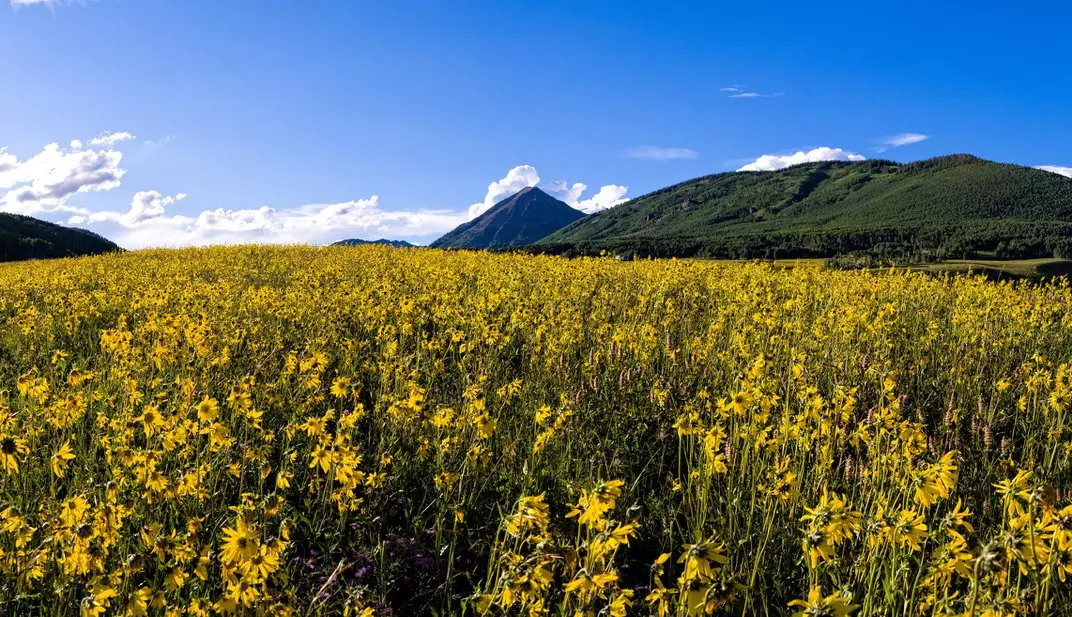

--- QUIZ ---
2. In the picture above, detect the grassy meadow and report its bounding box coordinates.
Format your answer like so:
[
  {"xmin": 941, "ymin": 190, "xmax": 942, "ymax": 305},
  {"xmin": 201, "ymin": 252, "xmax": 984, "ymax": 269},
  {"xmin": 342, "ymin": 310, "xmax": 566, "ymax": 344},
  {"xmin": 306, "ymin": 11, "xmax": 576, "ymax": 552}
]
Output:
[
  {"xmin": 912, "ymin": 258, "xmax": 1072, "ymax": 282},
  {"xmin": 1, "ymin": 245, "xmax": 1071, "ymax": 616}
]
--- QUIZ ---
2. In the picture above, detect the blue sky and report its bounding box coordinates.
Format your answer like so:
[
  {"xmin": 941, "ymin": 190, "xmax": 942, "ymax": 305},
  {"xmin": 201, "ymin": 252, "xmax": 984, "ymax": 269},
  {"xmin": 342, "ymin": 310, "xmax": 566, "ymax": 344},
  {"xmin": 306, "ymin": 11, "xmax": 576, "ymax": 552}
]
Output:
[{"xmin": 1, "ymin": 0, "xmax": 1070, "ymax": 247}]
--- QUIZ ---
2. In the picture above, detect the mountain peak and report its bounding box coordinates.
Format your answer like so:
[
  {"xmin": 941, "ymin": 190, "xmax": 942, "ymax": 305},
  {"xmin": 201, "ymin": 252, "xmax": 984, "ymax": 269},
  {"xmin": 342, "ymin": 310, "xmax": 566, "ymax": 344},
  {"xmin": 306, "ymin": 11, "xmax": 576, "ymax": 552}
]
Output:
[
  {"xmin": 431, "ymin": 186, "xmax": 585, "ymax": 249},
  {"xmin": 490, "ymin": 185, "xmax": 554, "ymax": 210}
]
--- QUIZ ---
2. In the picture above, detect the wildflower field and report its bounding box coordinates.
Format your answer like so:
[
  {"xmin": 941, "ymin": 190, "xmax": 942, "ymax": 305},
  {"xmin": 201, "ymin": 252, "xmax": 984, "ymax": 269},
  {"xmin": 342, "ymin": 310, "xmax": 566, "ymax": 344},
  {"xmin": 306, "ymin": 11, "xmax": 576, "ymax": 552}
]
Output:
[{"xmin": 2, "ymin": 245, "xmax": 1072, "ymax": 616}]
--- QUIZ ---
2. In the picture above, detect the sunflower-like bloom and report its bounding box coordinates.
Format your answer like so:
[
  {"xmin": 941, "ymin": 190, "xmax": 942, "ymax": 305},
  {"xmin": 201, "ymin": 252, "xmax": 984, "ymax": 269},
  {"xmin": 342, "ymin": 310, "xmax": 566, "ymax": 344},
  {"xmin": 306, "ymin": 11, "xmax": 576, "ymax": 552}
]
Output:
[
  {"xmin": 788, "ymin": 585, "xmax": 858, "ymax": 617},
  {"xmin": 505, "ymin": 493, "xmax": 550, "ymax": 537},
  {"xmin": 220, "ymin": 518, "xmax": 260, "ymax": 567},
  {"xmin": 0, "ymin": 434, "xmax": 29, "ymax": 475},
  {"xmin": 891, "ymin": 509, "xmax": 928, "ymax": 551},
  {"xmin": 51, "ymin": 440, "xmax": 76, "ymax": 478},
  {"xmin": 679, "ymin": 539, "xmax": 729, "ymax": 583}
]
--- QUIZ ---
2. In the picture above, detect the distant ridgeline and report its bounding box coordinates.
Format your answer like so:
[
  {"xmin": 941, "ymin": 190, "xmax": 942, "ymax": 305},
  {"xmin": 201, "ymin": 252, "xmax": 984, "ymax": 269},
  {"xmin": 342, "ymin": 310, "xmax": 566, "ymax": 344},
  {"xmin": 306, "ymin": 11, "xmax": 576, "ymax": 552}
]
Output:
[
  {"xmin": 537, "ymin": 155, "xmax": 1072, "ymax": 260},
  {"xmin": 332, "ymin": 238, "xmax": 416, "ymax": 248},
  {"xmin": 0, "ymin": 214, "xmax": 119, "ymax": 261}
]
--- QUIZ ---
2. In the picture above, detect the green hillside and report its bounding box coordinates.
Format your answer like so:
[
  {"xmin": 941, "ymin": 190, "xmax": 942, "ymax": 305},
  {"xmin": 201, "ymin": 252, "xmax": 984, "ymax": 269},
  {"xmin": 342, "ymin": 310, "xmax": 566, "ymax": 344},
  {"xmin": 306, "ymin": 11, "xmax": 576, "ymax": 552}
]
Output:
[
  {"xmin": 0, "ymin": 214, "xmax": 119, "ymax": 261},
  {"xmin": 539, "ymin": 155, "xmax": 1072, "ymax": 259}
]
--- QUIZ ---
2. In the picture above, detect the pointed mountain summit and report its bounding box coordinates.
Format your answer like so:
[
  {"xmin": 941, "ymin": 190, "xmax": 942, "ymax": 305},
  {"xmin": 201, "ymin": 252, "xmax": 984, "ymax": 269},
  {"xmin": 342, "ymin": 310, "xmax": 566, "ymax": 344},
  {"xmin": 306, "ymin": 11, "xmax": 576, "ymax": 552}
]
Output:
[{"xmin": 431, "ymin": 186, "xmax": 585, "ymax": 249}]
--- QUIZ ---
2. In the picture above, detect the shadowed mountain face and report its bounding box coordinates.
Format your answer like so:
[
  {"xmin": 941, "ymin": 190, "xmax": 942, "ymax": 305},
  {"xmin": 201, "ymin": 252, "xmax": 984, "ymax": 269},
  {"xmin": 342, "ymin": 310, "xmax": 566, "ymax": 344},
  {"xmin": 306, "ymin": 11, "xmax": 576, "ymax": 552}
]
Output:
[
  {"xmin": 0, "ymin": 214, "xmax": 119, "ymax": 261},
  {"xmin": 332, "ymin": 238, "xmax": 415, "ymax": 248},
  {"xmin": 431, "ymin": 186, "xmax": 585, "ymax": 249},
  {"xmin": 539, "ymin": 155, "xmax": 1072, "ymax": 259}
]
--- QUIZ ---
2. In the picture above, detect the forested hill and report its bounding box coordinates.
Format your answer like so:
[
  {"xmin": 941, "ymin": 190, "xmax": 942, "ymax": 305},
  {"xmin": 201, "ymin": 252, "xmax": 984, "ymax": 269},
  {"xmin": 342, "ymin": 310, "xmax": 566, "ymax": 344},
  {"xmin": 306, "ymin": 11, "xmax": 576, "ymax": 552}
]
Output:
[
  {"xmin": 538, "ymin": 155, "xmax": 1072, "ymax": 259},
  {"xmin": 0, "ymin": 214, "xmax": 119, "ymax": 261}
]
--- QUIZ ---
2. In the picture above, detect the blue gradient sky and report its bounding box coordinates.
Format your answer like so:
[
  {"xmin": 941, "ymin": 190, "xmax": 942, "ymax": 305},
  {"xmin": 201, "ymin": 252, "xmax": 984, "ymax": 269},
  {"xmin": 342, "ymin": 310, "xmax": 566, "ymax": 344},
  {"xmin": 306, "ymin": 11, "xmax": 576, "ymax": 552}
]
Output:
[{"xmin": 2, "ymin": 0, "xmax": 1070, "ymax": 247}]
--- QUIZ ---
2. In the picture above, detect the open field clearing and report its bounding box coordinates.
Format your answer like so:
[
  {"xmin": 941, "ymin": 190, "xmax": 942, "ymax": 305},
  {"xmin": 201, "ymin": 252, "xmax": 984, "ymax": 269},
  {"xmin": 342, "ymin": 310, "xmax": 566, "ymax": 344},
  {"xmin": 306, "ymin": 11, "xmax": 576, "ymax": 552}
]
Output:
[
  {"xmin": 913, "ymin": 259, "xmax": 1072, "ymax": 281},
  {"xmin": 1, "ymin": 245, "xmax": 1072, "ymax": 615}
]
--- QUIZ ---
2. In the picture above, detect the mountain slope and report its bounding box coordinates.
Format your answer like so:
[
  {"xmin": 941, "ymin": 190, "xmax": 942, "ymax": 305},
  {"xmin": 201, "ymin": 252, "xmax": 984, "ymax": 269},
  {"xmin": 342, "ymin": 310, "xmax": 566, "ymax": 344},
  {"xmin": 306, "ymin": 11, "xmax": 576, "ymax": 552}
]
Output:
[
  {"xmin": 0, "ymin": 214, "xmax": 119, "ymax": 261},
  {"xmin": 431, "ymin": 186, "xmax": 585, "ymax": 249},
  {"xmin": 332, "ymin": 238, "xmax": 415, "ymax": 248},
  {"xmin": 539, "ymin": 155, "xmax": 1072, "ymax": 259}
]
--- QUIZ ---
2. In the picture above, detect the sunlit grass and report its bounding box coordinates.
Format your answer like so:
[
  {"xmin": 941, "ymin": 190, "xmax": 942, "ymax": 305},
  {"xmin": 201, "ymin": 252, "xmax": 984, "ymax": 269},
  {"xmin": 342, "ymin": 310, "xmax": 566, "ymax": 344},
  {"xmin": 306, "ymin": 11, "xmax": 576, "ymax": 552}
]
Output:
[{"xmin": 0, "ymin": 245, "xmax": 1070, "ymax": 615}]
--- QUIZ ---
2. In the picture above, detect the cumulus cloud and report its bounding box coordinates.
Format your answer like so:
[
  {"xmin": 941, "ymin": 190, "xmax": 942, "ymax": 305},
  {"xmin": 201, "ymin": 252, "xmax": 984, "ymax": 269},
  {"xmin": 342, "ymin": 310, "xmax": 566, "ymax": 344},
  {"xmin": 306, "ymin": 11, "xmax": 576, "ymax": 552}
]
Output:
[
  {"xmin": 467, "ymin": 165, "xmax": 540, "ymax": 219},
  {"xmin": 1037, "ymin": 165, "xmax": 1072, "ymax": 178},
  {"xmin": 737, "ymin": 147, "xmax": 866, "ymax": 172},
  {"xmin": 73, "ymin": 193, "xmax": 468, "ymax": 249},
  {"xmin": 876, "ymin": 133, "xmax": 929, "ymax": 152},
  {"xmin": 545, "ymin": 180, "xmax": 585, "ymax": 206},
  {"xmin": 89, "ymin": 131, "xmax": 136, "ymax": 147},
  {"xmin": 545, "ymin": 179, "xmax": 629, "ymax": 214},
  {"xmin": 1, "ymin": 131, "xmax": 465, "ymax": 248},
  {"xmin": 12, "ymin": 132, "xmax": 628, "ymax": 247},
  {"xmin": 623, "ymin": 146, "xmax": 698, "ymax": 161},
  {"xmin": 465, "ymin": 166, "xmax": 630, "ymax": 219},
  {"xmin": 126, "ymin": 190, "xmax": 186, "ymax": 225},
  {"xmin": 0, "ymin": 151, "xmax": 16, "ymax": 175},
  {"xmin": 73, "ymin": 190, "xmax": 188, "ymax": 227},
  {"xmin": 0, "ymin": 140, "xmax": 127, "ymax": 216},
  {"xmin": 573, "ymin": 185, "xmax": 629, "ymax": 213}
]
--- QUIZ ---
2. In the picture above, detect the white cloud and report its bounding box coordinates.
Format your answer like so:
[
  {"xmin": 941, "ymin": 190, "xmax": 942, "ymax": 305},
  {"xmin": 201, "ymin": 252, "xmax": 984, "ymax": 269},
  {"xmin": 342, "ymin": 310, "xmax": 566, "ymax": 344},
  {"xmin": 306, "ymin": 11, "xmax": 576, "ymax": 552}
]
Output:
[
  {"xmin": 0, "ymin": 140, "xmax": 127, "ymax": 216},
  {"xmin": 545, "ymin": 179, "xmax": 629, "ymax": 214},
  {"xmin": 127, "ymin": 190, "xmax": 187, "ymax": 225},
  {"xmin": 0, "ymin": 150, "xmax": 16, "ymax": 174},
  {"xmin": 734, "ymin": 92, "xmax": 783, "ymax": 99},
  {"xmin": 12, "ymin": 132, "xmax": 627, "ymax": 247},
  {"xmin": 89, "ymin": 131, "xmax": 136, "ymax": 147},
  {"xmin": 10, "ymin": 0, "xmax": 87, "ymax": 7},
  {"xmin": 144, "ymin": 135, "xmax": 173, "ymax": 148},
  {"xmin": 623, "ymin": 146, "xmax": 698, "ymax": 161},
  {"xmin": 573, "ymin": 185, "xmax": 629, "ymax": 214},
  {"xmin": 74, "ymin": 190, "xmax": 189, "ymax": 227},
  {"xmin": 721, "ymin": 85, "xmax": 782, "ymax": 99},
  {"xmin": 1037, "ymin": 165, "xmax": 1072, "ymax": 178},
  {"xmin": 738, "ymin": 147, "xmax": 866, "ymax": 172},
  {"xmin": 546, "ymin": 180, "xmax": 586, "ymax": 205},
  {"xmin": 6, "ymin": 133, "xmax": 464, "ymax": 249},
  {"xmin": 876, "ymin": 133, "xmax": 929, "ymax": 152},
  {"xmin": 467, "ymin": 166, "xmax": 630, "ymax": 219},
  {"xmin": 73, "ymin": 193, "xmax": 468, "ymax": 249}
]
